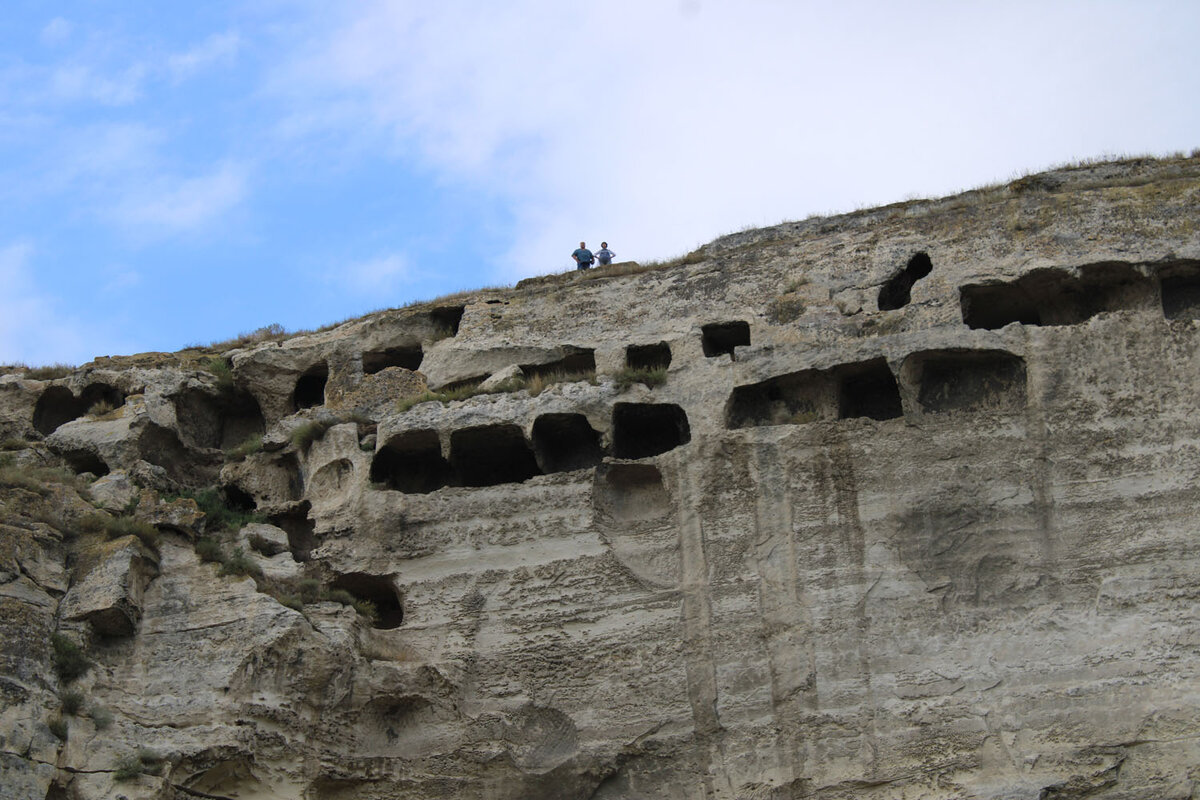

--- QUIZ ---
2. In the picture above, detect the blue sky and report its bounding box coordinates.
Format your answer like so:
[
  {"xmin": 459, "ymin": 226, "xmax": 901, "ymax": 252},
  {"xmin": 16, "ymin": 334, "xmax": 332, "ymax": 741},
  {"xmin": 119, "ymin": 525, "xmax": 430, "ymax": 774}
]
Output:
[{"xmin": 2, "ymin": 2, "xmax": 1198, "ymax": 366}]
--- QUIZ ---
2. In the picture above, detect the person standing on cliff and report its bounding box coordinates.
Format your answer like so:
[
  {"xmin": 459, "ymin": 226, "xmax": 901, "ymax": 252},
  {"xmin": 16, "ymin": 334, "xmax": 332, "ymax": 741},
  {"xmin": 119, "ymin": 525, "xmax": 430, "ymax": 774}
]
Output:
[
  {"xmin": 595, "ymin": 242, "xmax": 615, "ymax": 266},
  {"xmin": 572, "ymin": 242, "xmax": 594, "ymax": 270}
]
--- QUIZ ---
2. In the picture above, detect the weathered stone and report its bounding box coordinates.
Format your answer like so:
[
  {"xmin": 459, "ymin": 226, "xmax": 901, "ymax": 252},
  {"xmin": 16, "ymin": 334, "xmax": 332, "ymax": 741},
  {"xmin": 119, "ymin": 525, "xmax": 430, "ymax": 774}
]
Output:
[
  {"xmin": 1, "ymin": 155, "xmax": 1200, "ymax": 798},
  {"xmin": 88, "ymin": 470, "xmax": 137, "ymax": 511},
  {"xmin": 479, "ymin": 363, "xmax": 524, "ymax": 390},
  {"xmin": 59, "ymin": 536, "xmax": 158, "ymax": 636}
]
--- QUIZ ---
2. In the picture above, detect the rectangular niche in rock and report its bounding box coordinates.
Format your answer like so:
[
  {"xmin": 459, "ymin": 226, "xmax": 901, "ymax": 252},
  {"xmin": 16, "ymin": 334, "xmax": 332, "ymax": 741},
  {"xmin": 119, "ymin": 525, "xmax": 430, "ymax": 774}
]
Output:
[
  {"xmin": 594, "ymin": 463, "xmax": 671, "ymax": 522},
  {"xmin": 960, "ymin": 263, "xmax": 1152, "ymax": 330},
  {"xmin": 370, "ymin": 429, "xmax": 450, "ymax": 493},
  {"xmin": 903, "ymin": 349, "xmax": 1027, "ymax": 415},
  {"xmin": 449, "ymin": 424, "xmax": 542, "ymax": 487},
  {"xmin": 521, "ymin": 347, "xmax": 596, "ymax": 381},
  {"xmin": 532, "ymin": 413, "xmax": 603, "ymax": 473},
  {"xmin": 1159, "ymin": 260, "xmax": 1200, "ymax": 320},
  {"xmin": 430, "ymin": 306, "xmax": 465, "ymax": 338},
  {"xmin": 363, "ymin": 345, "xmax": 424, "ymax": 373},
  {"xmin": 612, "ymin": 403, "xmax": 691, "ymax": 459},
  {"xmin": 701, "ymin": 321, "xmax": 750, "ymax": 360},
  {"xmin": 625, "ymin": 342, "xmax": 672, "ymax": 370},
  {"xmin": 726, "ymin": 357, "xmax": 901, "ymax": 428}
]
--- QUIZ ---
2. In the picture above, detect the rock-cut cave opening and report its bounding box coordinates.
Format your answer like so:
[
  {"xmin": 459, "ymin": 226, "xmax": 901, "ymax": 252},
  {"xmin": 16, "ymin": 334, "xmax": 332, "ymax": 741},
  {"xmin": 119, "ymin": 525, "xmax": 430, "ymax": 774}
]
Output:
[
  {"xmin": 625, "ymin": 342, "xmax": 672, "ymax": 371},
  {"xmin": 907, "ymin": 350, "xmax": 1027, "ymax": 415},
  {"xmin": 701, "ymin": 321, "xmax": 750, "ymax": 360},
  {"xmin": 293, "ymin": 364, "xmax": 328, "ymax": 410},
  {"xmin": 532, "ymin": 413, "xmax": 603, "ymax": 474},
  {"xmin": 449, "ymin": 424, "xmax": 542, "ymax": 487},
  {"xmin": 878, "ymin": 252, "xmax": 933, "ymax": 311},
  {"xmin": 370, "ymin": 429, "xmax": 450, "ymax": 494},
  {"xmin": 363, "ymin": 345, "xmax": 424, "ymax": 373},
  {"xmin": 836, "ymin": 358, "xmax": 903, "ymax": 421},
  {"xmin": 612, "ymin": 403, "xmax": 691, "ymax": 459},
  {"xmin": 330, "ymin": 572, "xmax": 404, "ymax": 629}
]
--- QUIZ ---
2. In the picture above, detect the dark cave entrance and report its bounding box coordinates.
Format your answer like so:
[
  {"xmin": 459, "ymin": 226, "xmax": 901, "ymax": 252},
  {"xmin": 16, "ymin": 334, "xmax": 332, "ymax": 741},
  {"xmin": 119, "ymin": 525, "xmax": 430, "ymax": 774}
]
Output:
[
  {"xmin": 532, "ymin": 413, "xmax": 603, "ymax": 474},
  {"xmin": 364, "ymin": 346, "xmax": 424, "ymax": 373},
  {"xmin": 369, "ymin": 429, "xmax": 450, "ymax": 494},
  {"xmin": 907, "ymin": 350, "xmax": 1027, "ymax": 414},
  {"xmin": 836, "ymin": 358, "xmax": 903, "ymax": 421},
  {"xmin": 330, "ymin": 572, "xmax": 404, "ymax": 629},
  {"xmin": 449, "ymin": 424, "xmax": 542, "ymax": 487},
  {"xmin": 878, "ymin": 252, "xmax": 933, "ymax": 311},
  {"xmin": 624, "ymin": 342, "xmax": 672, "ymax": 371},
  {"xmin": 701, "ymin": 321, "xmax": 750, "ymax": 360},
  {"xmin": 521, "ymin": 348, "xmax": 596, "ymax": 381},
  {"xmin": 430, "ymin": 306, "xmax": 465, "ymax": 337},
  {"xmin": 293, "ymin": 364, "xmax": 328, "ymax": 410},
  {"xmin": 612, "ymin": 403, "xmax": 691, "ymax": 459}
]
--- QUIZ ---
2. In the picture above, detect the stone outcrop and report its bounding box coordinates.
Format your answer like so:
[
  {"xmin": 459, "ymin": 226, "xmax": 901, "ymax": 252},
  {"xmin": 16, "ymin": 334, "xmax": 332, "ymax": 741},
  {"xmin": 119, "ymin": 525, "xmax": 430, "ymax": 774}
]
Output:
[{"xmin": 2, "ymin": 154, "xmax": 1200, "ymax": 799}]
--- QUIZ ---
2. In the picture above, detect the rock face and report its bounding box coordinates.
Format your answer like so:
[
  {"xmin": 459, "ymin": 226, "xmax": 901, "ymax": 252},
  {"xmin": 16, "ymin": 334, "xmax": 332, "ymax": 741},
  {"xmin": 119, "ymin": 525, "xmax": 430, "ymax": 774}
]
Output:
[{"xmin": 2, "ymin": 154, "xmax": 1200, "ymax": 799}]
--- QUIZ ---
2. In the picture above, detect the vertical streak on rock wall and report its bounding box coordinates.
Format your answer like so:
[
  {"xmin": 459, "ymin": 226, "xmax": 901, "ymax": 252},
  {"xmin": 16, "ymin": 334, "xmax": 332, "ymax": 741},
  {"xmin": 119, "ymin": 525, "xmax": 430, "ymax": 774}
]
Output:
[
  {"xmin": 675, "ymin": 449, "xmax": 724, "ymax": 798},
  {"xmin": 818, "ymin": 435, "xmax": 880, "ymax": 779},
  {"xmin": 750, "ymin": 442, "xmax": 817, "ymax": 790},
  {"xmin": 1024, "ymin": 328, "xmax": 1059, "ymax": 598}
]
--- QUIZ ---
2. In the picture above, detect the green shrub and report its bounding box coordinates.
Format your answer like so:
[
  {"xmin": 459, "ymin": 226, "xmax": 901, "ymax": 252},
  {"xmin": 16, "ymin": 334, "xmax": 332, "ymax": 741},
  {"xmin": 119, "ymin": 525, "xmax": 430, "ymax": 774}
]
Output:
[
  {"xmin": 224, "ymin": 434, "xmax": 262, "ymax": 461},
  {"xmin": 112, "ymin": 752, "xmax": 154, "ymax": 782},
  {"xmin": 246, "ymin": 532, "xmax": 283, "ymax": 556},
  {"xmin": 59, "ymin": 689, "xmax": 85, "ymax": 715},
  {"xmin": 290, "ymin": 421, "xmax": 330, "ymax": 451},
  {"xmin": 0, "ymin": 464, "xmax": 84, "ymax": 496},
  {"xmin": 90, "ymin": 704, "xmax": 113, "ymax": 730},
  {"xmin": 50, "ymin": 633, "xmax": 90, "ymax": 683},
  {"xmin": 351, "ymin": 598, "xmax": 379, "ymax": 623},
  {"xmin": 219, "ymin": 547, "xmax": 261, "ymax": 578},
  {"xmin": 297, "ymin": 578, "xmax": 321, "ymax": 603},
  {"xmin": 613, "ymin": 367, "xmax": 667, "ymax": 392},
  {"xmin": 104, "ymin": 516, "xmax": 160, "ymax": 549},
  {"xmin": 176, "ymin": 488, "xmax": 264, "ymax": 533},
  {"xmin": 195, "ymin": 537, "xmax": 224, "ymax": 563},
  {"xmin": 203, "ymin": 357, "xmax": 235, "ymax": 393},
  {"xmin": 47, "ymin": 714, "xmax": 68, "ymax": 741},
  {"xmin": 276, "ymin": 593, "xmax": 304, "ymax": 611},
  {"xmin": 323, "ymin": 588, "xmax": 355, "ymax": 606}
]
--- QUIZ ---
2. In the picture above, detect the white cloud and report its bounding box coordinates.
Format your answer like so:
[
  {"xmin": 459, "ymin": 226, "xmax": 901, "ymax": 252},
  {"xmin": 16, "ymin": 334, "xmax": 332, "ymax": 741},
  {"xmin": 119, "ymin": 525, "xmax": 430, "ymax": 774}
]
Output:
[
  {"xmin": 40, "ymin": 17, "xmax": 73, "ymax": 47},
  {"xmin": 168, "ymin": 31, "xmax": 242, "ymax": 81},
  {"xmin": 109, "ymin": 162, "xmax": 247, "ymax": 233},
  {"xmin": 50, "ymin": 62, "xmax": 145, "ymax": 105},
  {"xmin": 0, "ymin": 243, "xmax": 120, "ymax": 366},
  {"xmin": 276, "ymin": 1, "xmax": 1200, "ymax": 283},
  {"xmin": 341, "ymin": 254, "xmax": 416, "ymax": 296}
]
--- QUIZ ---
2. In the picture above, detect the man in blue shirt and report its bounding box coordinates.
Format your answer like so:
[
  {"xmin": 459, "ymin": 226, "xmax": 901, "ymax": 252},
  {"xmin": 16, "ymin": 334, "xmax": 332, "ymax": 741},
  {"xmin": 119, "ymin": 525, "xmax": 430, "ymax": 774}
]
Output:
[{"xmin": 572, "ymin": 242, "xmax": 594, "ymax": 270}]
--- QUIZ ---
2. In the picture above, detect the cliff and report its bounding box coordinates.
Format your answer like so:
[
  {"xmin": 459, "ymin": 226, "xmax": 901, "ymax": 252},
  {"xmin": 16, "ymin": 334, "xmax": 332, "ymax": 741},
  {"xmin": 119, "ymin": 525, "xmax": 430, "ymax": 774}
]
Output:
[{"xmin": 2, "ymin": 154, "xmax": 1200, "ymax": 799}]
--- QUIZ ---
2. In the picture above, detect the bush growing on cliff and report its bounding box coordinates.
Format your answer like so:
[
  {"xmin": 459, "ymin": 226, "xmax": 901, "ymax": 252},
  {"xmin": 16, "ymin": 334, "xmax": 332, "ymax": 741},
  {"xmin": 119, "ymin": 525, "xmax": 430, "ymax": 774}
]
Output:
[
  {"xmin": 20, "ymin": 363, "xmax": 75, "ymax": 380},
  {"xmin": 225, "ymin": 433, "xmax": 262, "ymax": 461},
  {"xmin": 47, "ymin": 714, "xmax": 68, "ymax": 741},
  {"xmin": 175, "ymin": 488, "xmax": 263, "ymax": 533},
  {"xmin": 59, "ymin": 689, "xmax": 85, "ymax": 715},
  {"xmin": 219, "ymin": 546, "xmax": 261, "ymax": 578},
  {"xmin": 50, "ymin": 633, "xmax": 90, "ymax": 683},
  {"xmin": 113, "ymin": 749, "xmax": 164, "ymax": 781},
  {"xmin": 79, "ymin": 513, "xmax": 160, "ymax": 549},
  {"xmin": 290, "ymin": 420, "xmax": 331, "ymax": 451}
]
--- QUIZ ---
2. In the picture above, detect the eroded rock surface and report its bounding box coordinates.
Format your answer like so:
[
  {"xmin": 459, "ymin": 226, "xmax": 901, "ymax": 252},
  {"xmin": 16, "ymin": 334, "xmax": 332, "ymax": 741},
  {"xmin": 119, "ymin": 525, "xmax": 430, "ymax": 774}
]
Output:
[{"xmin": 3, "ymin": 155, "xmax": 1200, "ymax": 799}]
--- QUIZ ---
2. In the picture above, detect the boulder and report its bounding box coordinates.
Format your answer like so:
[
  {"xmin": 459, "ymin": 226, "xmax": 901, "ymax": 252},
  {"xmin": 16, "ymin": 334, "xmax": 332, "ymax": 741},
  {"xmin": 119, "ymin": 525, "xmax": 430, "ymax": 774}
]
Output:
[{"xmin": 59, "ymin": 536, "xmax": 158, "ymax": 637}]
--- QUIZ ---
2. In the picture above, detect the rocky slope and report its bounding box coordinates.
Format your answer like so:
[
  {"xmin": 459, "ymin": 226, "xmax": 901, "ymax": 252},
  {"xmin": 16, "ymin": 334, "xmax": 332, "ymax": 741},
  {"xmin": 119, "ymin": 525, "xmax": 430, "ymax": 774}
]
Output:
[{"xmin": 2, "ymin": 154, "xmax": 1200, "ymax": 799}]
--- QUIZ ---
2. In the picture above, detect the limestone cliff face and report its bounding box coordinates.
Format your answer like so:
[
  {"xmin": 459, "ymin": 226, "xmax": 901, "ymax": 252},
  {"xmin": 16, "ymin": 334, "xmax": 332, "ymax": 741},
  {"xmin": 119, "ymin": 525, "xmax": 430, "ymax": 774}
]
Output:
[{"xmin": 2, "ymin": 155, "xmax": 1200, "ymax": 800}]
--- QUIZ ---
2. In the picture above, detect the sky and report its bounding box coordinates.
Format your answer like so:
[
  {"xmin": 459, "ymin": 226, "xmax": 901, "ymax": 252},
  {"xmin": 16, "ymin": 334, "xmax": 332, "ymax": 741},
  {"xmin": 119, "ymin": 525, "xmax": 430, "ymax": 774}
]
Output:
[{"xmin": 1, "ymin": 1, "xmax": 1198, "ymax": 366}]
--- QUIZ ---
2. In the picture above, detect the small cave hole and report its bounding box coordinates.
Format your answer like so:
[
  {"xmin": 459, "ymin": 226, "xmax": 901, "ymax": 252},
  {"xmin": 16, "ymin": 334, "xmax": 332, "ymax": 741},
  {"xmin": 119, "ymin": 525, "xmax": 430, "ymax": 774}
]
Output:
[
  {"xmin": 61, "ymin": 449, "xmax": 110, "ymax": 477},
  {"xmin": 32, "ymin": 386, "xmax": 87, "ymax": 435},
  {"xmin": 625, "ymin": 342, "xmax": 672, "ymax": 370},
  {"xmin": 908, "ymin": 350, "xmax": 1027, "ymax": 414},
  {"xmin": 1160, "ymin": 261, "xmax": 1200, "ymax": 320},
  {"xmin": 878, "ymin": 252, "xmax": 933, "ymax": 311},
  {"xmin": 725, "ymin": 370, "xmax": 827, "ymax": 429},
  {"xmin": 370, "ymin": 429, "xmax": 450, "ymax": 494},
  {"xmin": 364, "ymin": 345, "xmax": 424, "ymax": 374},
  {"xmin": 532, "ymin": 413, "xmax": 603, "ymax": 473},
  {"xmin": 594, "ymin": 463, "xmax": 671, "ymax": 522},
  {"xmin": 960, "ymin": 283, "xmax": 1041, "ymax": 329},
  {"xmin": 329, "ymin": 572, "xmax": 404, "ymax": 629},
  {"xmin": 449, "ymin": 424, "xmax": 542, "ymax": 487},
  {"xmin": 80, "ymin": 383, "xmax": 125, "ymax": 413},
  {"xmin": 223, "ymin": 484, "xmax": 257, "ymax": 512},
  {"xmin": 521, "ymin": 348, "xmax": 596, "ymax": 381},
  {"xmin": 293, "ymin": 364, "xmax": 329, "ymax": 410},
  {"xmin": 174, "ymin": 388, "xmax": 266, "ymax": 450},
  {"xmin": 271, "ymin": 502, "xmax": 315, "ymax": 561},
  {"xmin": 836, "ymin": 358, "xmax": 902, "ymax": 421},
  {"xmin": 430, "ymin": 306, "xmax": 465, "ymax": 337},
  {"xmin": 612, "ymin": 403, "xmax": 691, "ymax": 459},
  {"xmin": 701, "ymin": 321, "xmax": 750, "ymax": 360}
]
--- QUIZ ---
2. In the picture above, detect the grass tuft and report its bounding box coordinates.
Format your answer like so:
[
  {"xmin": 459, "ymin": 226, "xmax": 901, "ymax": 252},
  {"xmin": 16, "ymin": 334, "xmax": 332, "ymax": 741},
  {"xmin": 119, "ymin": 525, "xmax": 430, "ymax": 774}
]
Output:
[
  {"xmin": 60, "ymin": 689, "xmax": 85, "ymax": 715},
  {"xmin": 173, "ymin": 488, "xmax": 264, "ymax": 533},
  {"xmin": 224, "ymin": 434, "xmax": 262, "ymax": 461},
  {"xmin": 51, "ymin": 633, "xmax": 91, "ymax": 683},
  {"xmin": 290, "ymin": 420, "xmax": 331, "ymax": 451},
  {"xmin": 47, "ymin": 714, "xmax": 68, "ymax": 741},
  {"xmin": 218, "ymin": 546, "xmax": 261, "ymax": 578},
  {"xmin": 21, "ymin": 364, "xmax": 75, "ymax": 380}
]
